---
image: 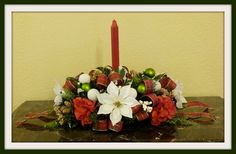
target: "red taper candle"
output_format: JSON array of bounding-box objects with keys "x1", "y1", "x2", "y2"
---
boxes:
[{"x1": 111, "y1": 20, "x2": 119, "y2": 70}]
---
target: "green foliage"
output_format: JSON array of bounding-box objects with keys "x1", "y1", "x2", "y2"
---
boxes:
[
  {"x1": 90, "y1": 112, "x2": 98, "y2": 124},
  {"x1": 66, "y1": 77, "x2": 77, "y2": 82},
  {"x1": 96, "y1": 66, "x2": 112, "y2": 76},
  {"x1": 103, "y1": 67, "x2": 111, "y2": 76},
  {"x1": 119, "y1": 68, "x2": 126, "y2": 77},
  {"x1": 62, "y1": 89, "x2": 75, "y2": 101},
  {"x1": 132, "y1": 73, "x2": 142, "y2": 87},
  {"x1": 153, "y1": 73, "x2": 166, "y2": 81},
  {"x1": 64, "y1": 114, "x2": 78, "y2": 128},
  {"x1": 166, "y1": 117, "x2": 194, "y2": 127},
  {"x1": 44, "y1": 120, "x2": 59, "y2": 129},
  {"x1": 78, "y1": 91, "x2": 87, "y2": 98}
]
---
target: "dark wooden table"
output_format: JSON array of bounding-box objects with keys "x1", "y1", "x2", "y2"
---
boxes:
[{"x1": 12, "y1": 96, "x2": 224, "y2": 142}]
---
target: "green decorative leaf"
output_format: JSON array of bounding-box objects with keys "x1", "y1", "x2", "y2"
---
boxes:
[
  {"x1": 166, "y1": 117, "x2": 194, "y2": 127},
  {"x1": 64, "y1": 114, "x2": 78, "y2": 128},
  {"x1": 153, "y1": 73, "x2": 166, "y2": 81},
  {"x1": 66, "y1": 77, "x2": 77, "y2": 82},
  {"x1": 44, "y1": 121, "x2": 59, "y2": 129},
  {"x1": 90, "y1": 112, "x2": 98, "y2": 124},
  {"x1": 96, "y1": 67, "x2": 104, "y2": 71},
  {"x1": 119, "y1": 69, "x2": 126, "y2": 77},
  {"x1": 62, "y1": 89, "x2": 75, "y2": 101},
  {"x1": 103, "y1": 67, "x2": 111, "y2": 76}
]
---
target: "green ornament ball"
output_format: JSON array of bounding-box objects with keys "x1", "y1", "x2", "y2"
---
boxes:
[
  {"x1": 144, "y1": 68, "x2": 156, "y2": 78},
  {"x1": 137, "y1": 83, "x2": 146, "y2": 94},
  {"x1": 81, "y1": 83, "x2": 91, "y2": 92}
]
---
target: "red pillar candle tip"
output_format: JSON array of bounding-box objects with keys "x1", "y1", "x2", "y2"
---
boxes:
[{"x1": 111, "y1": 20, "x2": 119, "y2": 70}]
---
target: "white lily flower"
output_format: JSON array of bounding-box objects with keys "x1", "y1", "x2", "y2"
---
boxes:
[
  {"x1": 172, "y1": 80, "x2": 187, "y2": 108},
  {"x1": 97, "y1": 81, "x2": 139, "y2": 126},
  {"x1": 53, "y1": 83, "x2": 64, "y2": 106}
]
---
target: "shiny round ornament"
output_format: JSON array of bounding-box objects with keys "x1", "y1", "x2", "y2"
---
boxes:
[
  {"x1": 144, "y1": 68, "x2": 156, "y2": 78},
  {"x1": 129, "y1": 88, "x2": 138, "y2": 98},
  {"x1": 87, "y1": 89, "x2": 99, "y2": 101},
  {"x1": 79, "y1": 74, "x2": 91, "y2": 83},
  {"x1": 81, "y1": 83, "x2": 91, "y2": 92},
  {"x1": 137, "y1": 83, "x2": 146, "y2": 94}
]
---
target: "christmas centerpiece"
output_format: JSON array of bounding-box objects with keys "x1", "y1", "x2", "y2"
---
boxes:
[{"x1": 17, "y1": 20, "x2": 215, "y2": 133}]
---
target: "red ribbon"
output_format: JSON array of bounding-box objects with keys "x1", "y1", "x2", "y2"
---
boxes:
[
  {"x1": 132, "y1": 104, "x2": 142, "y2": 114},
  {"x1": 142, "y1": 93, "x2": 159, "y2": 107},
  {"x1": 92, "y1": 119, "x2": 108, "y2": 131},
  {"x1": 108, "y1": 120, "x2": 123, "y2": 132},
  {"x1": 131, "y1": 93, "x2": 160, "y2": 121},
  {"x1": 178, "y1": 112, "x2": 215, "y2": 123},
  {"x1": 92, "y1": 119, "x2": 123, "y2": 132},
  {"x1": 24, "y1": 111, "x2": 49, "y2": 119},
  {"x1": 177, "y1": 101, "x2": 215, "y2": 124},
  {"x1": 143, "y1": 79, "x2": 154, "y2": 94},
  {"x1": 187, "y1": 101, "x2": 209, "y2": 108},
  {"x1": 63, "y1": 78, "x2": 77, "y2": 92},
  {"x1": 109, "y1": 72, "x2": 123, "y2": 85},
  {"x1": 159, "y1": 76, "x2": 176, "y2": 91},
  {"x1": 96, "y1": 74, "x2": 109, "y2": 89},
  {"x1": 135, "y1": 111, "x2": 149, "y2": 121}
]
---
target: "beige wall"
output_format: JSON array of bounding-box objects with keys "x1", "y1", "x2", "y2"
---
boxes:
[{"x1": 13, "y1": 12, "x2": 224, "y2": 111}]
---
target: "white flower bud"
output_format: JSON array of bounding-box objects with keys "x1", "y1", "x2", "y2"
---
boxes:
[
  {"x1": 142, "y1": 104, "x2": 147, "y2": 111},
  {"x1": 147, "y1": 106, "x2": 153, "y2": 113},
  {"x1": 144, "y1": 101, "x2": 149, "y2": 105},
  {"x1": 87, "y1": 89, "x2": 99, "y2": 101},
  {"x1": 79, "y1": 74, "x2": 91, "y2": 83}
]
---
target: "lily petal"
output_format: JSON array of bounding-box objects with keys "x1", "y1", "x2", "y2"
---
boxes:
[
  {"x1": 53, "y1": 83, "x2": 63, "y2": 95},
  {"x1": 110, "y1": 108, "x2": 122, "y2": 126},
  {"x1": 97, "y1": 104, "x2": 114, "y2": 114},
  {"x1": 119, "y1": 84, "x2": 131, "y2": 99},
  {"x1": 107, "y1": 81, "x2": 119, "y2": 97},
  {"x1": 123, "y1": 97, "x2": 139, "y2": 107},
  {"x1": 129, "y1": 88, "x2": 138, "y2": 98},
  {"x1": 176, "y1": 101, "x2": 183, "y2": 108},
  {"x1": 120, "y1": 105, "x2": 133, "y2": 118},
  {"x1": 97, "y1": 93, "x2": 114, "y2": 104},
  {"x1": 180, "y1": 96, "x2": 187, "y2": 103},
  {"x1": 54, "y1": 95, "x2": 62, "y2": 105}
]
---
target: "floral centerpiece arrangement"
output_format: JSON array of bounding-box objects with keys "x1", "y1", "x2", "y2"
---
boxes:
[
  {"x1": 52, "y1": 66, "x2": 190, "y2": 132},
  {"x1": 17, "y1": 66, "x2": 215, "y2": 132},
  {"x1": 16, "y1": 20, "x2": 215, "y2": 132}
]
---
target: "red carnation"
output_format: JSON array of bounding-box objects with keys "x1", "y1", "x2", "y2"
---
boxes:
[
  {"x1": 151, "y1": 96, "x2": 176, "y2": 126},
  {"x1": 73, "y1": 97, "x2": 96, "y2": 126}
]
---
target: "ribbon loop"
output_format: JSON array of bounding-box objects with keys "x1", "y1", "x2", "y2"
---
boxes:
[
  {"x1": 143, "y1": 79, "x2": 154, "y2": 94},
  {"x1": 96, "y1": 74, "x2": 109, "y2": 89}
]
